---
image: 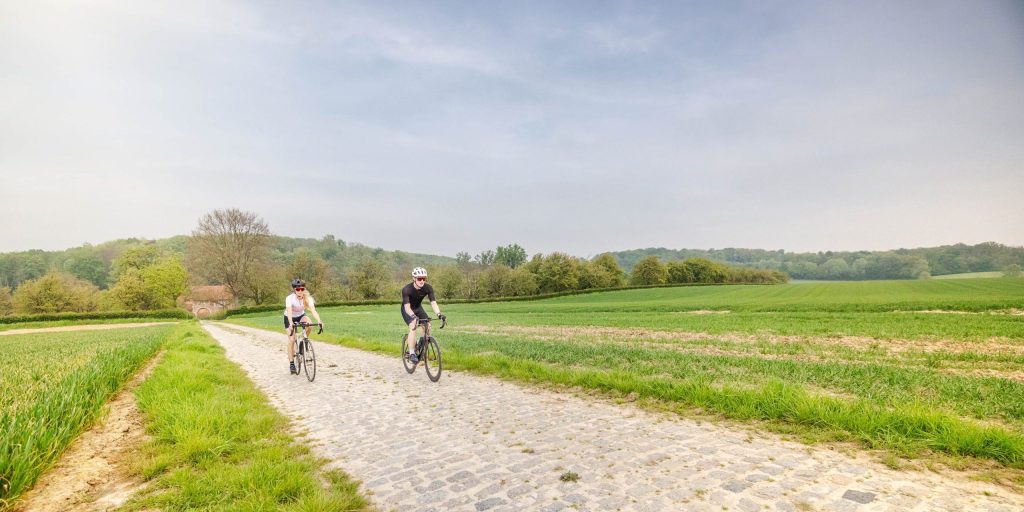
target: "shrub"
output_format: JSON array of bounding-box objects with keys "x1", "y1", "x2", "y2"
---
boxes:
[
  {"x1": 0, "y1": 287, "x2": 12, "y2": 316},
  {"x1": 536, "y1": 253, "x2": 581, "y2": 293},
  {"x1": 630, "y1": 256, "x2": 668, "y2": 285},
  {"x1": 12, "y1": 272, "x2": 100, "y2": 314}
]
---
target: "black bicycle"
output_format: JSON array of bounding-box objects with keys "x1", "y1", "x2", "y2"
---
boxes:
[
  {"x1": 291, "y1": 322, "x2": 321, "y2": 382},
  {"x1": 401, "y1": 316, "x2": 445, "y2": 382}
]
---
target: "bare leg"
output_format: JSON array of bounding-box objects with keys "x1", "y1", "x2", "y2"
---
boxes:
[
  {"x1": 406, "y1": 320, "x2": 419, "y2": 356},
  {"x1": 286, "y1": 330, "x2": 295, "y2": 361}
]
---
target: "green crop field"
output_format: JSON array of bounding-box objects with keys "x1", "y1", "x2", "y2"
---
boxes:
[
  {"x1": 0, "y1": 324, "x2": 176, "y2": 510},
  {"x1": 229, "y1": 278, "x2": 1024, "y2": 480}
]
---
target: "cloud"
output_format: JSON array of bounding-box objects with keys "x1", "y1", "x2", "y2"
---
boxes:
[{"x1": 1, "y1": 0, "x2": 1022, "y2": 255}]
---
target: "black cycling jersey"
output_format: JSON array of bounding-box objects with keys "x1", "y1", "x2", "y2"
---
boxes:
[{"x1": 401, "y1": 282, "x2": 436, "y2": 310}]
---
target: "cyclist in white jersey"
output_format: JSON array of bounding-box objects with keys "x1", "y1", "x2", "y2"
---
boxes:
[{"x1": 284, "y1": 278, "x2": 323, "y2": 374}]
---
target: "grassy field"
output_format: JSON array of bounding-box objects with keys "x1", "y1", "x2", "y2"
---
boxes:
[
  {"x1": 0, "y1": 318, "x2": 179, "y2": 333},
  {"x1": 229, "y1": 278, "x2": 1024, "y2": 480},
  {"x1": 0, "y1": 324, "x2": 175, "y2": 510},
  {"x1": 123, "y1": 324, "x2": 369, "y2": 511}
]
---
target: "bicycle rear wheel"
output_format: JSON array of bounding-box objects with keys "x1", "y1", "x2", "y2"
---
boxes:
[
  {"x1": 302, "y1": 339, "x2": 316, "y2": 381},
  {"x1": 424, "y1": 336, "x2": 442, "y2": 382},
  {"x1": 401, "y1": 336, "x2": 416, "y2": 373},
  {"x1": 293, "y1": 339, "x2": 302, "y2": 375}
]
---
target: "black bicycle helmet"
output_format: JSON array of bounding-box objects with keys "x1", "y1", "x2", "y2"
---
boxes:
[{"x1": 291, "y1": 278, "x2": 306, "y2": 289}]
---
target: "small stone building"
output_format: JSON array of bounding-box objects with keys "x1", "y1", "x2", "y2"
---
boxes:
[{"x1": 183, "y1": 285, "x2": 237, "y2": 318}]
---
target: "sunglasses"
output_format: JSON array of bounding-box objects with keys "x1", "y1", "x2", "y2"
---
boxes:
[
  {"x1": 415, "y1": 277, "x2": 427, "y2": 282},
  {"x1": 294, "y1": 287, "x2": 305, "y2": 292}
]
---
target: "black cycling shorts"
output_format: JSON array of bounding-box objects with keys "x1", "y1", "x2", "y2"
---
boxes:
[
  {"x1": 284, "y1": 314, "x2": 306, "y2": 329},
  {"x1": 401, "y1": 306, "x2": 429, "y2": 325}
]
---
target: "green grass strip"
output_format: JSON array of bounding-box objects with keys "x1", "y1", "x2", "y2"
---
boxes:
[
  {"x1": 0, "y1": 325, "x2": 172, "y2": 511},
  {"x1": 123, "y1": 324, "x2": 370, "y2": 511}
]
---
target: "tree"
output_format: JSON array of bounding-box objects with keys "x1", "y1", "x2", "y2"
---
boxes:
[
  {"x1": 107, "y1": 270, "x2": 155, "y2": 311},
  {"x1": 591, "y1": 253, "x2": 625, "y2": 286},
  {"x1": 821, "y1": 258, "x2": 851, "y2": 280},
  {"x1": 12, "y1": 272, "x2": 99, "y2": 314},
  {"x1": 480, "y1": 264, "x2": 512, "y2": 297},
  {"x1": 680, "y1": 258, "x2": 728, "y2": 283},
  {"x1": 141, "y1": 257, "x2": 188, "y2": 308},
  {"x1": 666, "y1": 261, "x2": 694, "y2": 283},
  {"x1": 289, "y1": 249, "x2": 332, "y2": 293},
  {"x1": 523, "y1": 253, "x2": 544, "y2": 275},
  {"x1": 455, "y1": 252, "x2": 472, "y2": 267},
  {"x1": 536, "y1": 252, "x2": 581, "y2": 293},
  {"x1": 244, "y1": 260, "x2": 289, "y2": 305},
  {"x1": 500, "y1": 267, "x2": 539, "y2": 296},
  {"x1": 0, "y1": 286, "x2": 12, "y2": 316},
  {"x1": 495, "y1": 244, "x2": 527, "y2": 268},
  {"x1": 63, "y1": 253, "x2": 108, "y2": 289},
  {"x1": 106, "y1": 256, "x2": 188, "y2": 310},
  {"x1": 578, "y1": 262, "x2": 616, "y2": 289},
  {"x1": 630, "y1": 256, "x2": 668, "y2": 285},
  {"x1": 1005, "y1": 264, "x2": 1023, "y2": 278},
  {"x1": 187, "y1": 208, "x2": 272, "y2": 304},
  {"x1": 351, "y1": 258, "x2": 390, "y2": 299},
  {"x1": 474, "y1": 250, "x2": 496, "y2": 266},
  {"x1": 431, "y1": 266, "x2": 465, "y2": 300},
  {"x1": 0, "y1": 253, "x2": 46, "y2": 289},
  {"x1": 111, "y1": 245, "x2": 160, "y2": 281}
]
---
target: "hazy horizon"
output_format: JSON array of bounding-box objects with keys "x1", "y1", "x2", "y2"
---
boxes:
[
  {"x1": 3, "y1": 1, "x2": 1022, "y2": 256},
  {"x1": 2, "y1": 227, "x2": 1020, "y2": 261}
]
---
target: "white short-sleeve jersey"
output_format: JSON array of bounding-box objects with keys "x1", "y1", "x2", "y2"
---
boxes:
[{"x1": 285, "y1": 293, "x2": 314, "y2": 317}]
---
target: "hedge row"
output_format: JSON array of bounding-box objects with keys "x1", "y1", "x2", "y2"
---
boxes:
[
  {"x1": 224, "y1": 282, "x2": 743, "y2": 317},
  {"x1": 0, "y1": 309, "x2": 193, "y2": 325}
]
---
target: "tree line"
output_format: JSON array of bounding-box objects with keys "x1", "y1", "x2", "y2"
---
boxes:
[
  {"x1": 612, "y1": 242, "x2": 1024, "y2": 280},
  {"x1": 0, "y1": 209, "x2": 786, "y2": 315}
]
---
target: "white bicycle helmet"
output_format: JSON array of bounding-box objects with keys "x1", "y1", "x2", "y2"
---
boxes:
[{"x1": 411, "y1": 267, "x2": 428, "y2": 278}]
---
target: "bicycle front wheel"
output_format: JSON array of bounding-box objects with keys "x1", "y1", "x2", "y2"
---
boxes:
[
  {"x1": 424, "y1": 336, "x2": 442, "y2": 382},
  {"x1": 303, "y1": 339, "x2": 316, "y2": 381},
  {"x1": 401, "y1": 336, "x2": 416, "y2": 374}
]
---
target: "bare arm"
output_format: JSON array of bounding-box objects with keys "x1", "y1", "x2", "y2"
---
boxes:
[{"x1": 430, "y1": 300, "x2": 441, "y2": 316}]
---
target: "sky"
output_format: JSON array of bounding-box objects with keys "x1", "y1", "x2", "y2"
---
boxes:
[{"x1": 2, "y1": 0, "x2": 1022, "y2": 257}]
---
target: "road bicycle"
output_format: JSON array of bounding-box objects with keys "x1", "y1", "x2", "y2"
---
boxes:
[
  {"x1": 401, "y1": 316, "x2": 445, "y2": 382},
  {"x1": 290, "y1": 321, "x2": 321, "y2": 382}
]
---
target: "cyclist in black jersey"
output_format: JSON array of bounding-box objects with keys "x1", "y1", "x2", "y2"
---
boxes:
[{"x1": 402, "y1": 267, "x2": 445, "y2": 363}]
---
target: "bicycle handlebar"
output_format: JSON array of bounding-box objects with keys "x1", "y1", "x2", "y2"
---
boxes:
[
  {"x1": 416, "y1": 317, "x2": 446, "y2": 329},
  {"x1": 292, "y1": 322, "x2": 323, "y2": 335}
]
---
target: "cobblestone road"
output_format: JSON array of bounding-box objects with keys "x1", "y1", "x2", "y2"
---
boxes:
[{"x1": 204, "y1": 323, "x2": 1022, "y2": 512}]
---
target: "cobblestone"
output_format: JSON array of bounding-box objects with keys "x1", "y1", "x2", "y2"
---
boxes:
[{"x1": 205, "y1": 323, "x2": 1024, "y2": 512}]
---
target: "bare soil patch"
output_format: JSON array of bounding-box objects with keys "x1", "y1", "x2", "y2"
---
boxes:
[
  {"x1": 12, "y1": 353, "x2": 164, "y2": 512},
  {"x1": 454, "y1": 324, "x2": 1024, "y2": 356},
  {"x1": 0, "y1": 322, "x2": 174, "y2": 337}
]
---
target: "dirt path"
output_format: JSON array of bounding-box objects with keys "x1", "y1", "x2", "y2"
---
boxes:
[
  {"x1": 204, "y1": 322, "x2": 1023, "y2": 512},
  {"x1": 12, "y1": 353, "x2": 163, "y2": 512},
  {"x1": 0, "y1": 322, "x2": 175, "y2": 336}
]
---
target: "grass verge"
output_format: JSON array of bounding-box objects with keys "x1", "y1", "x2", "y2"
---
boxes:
[{"x1": 122, "y1": 323, "x2": 371, "y2": 511}]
